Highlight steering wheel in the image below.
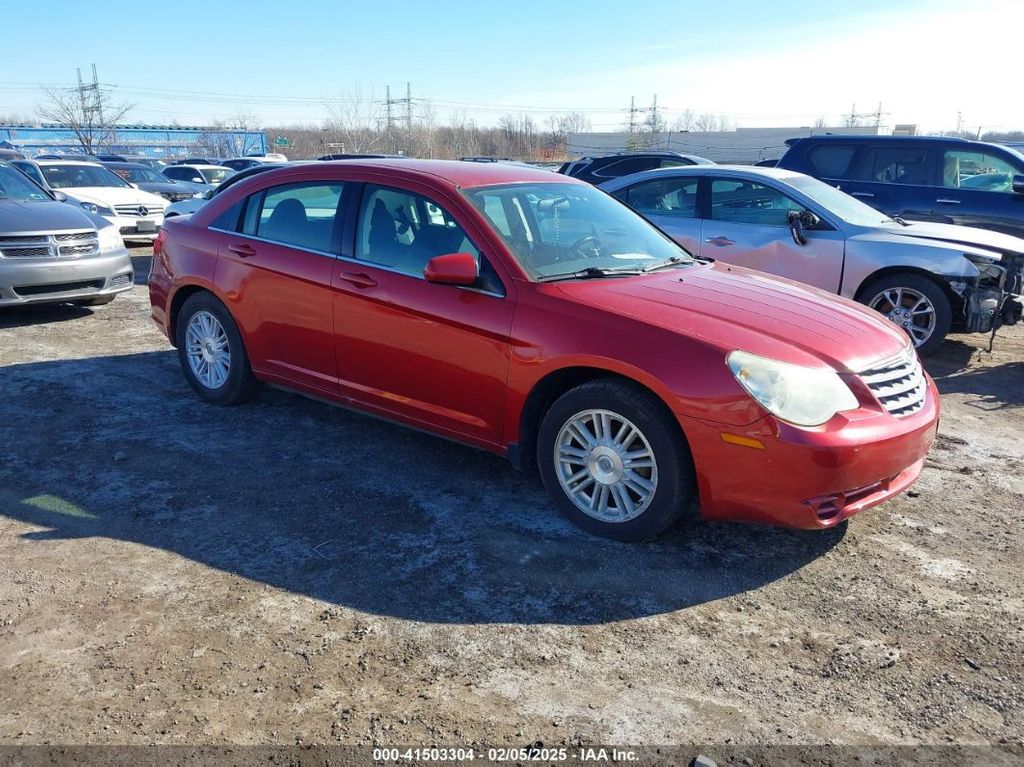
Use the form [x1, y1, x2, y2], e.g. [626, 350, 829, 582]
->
[568, 235, 602, 260]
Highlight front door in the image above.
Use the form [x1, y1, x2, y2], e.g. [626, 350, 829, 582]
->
[331, 182, 515, 448]
[700, 176, 846, 293]
[936, 147, 1024, 237]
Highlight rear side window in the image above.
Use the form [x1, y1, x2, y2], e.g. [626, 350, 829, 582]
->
[807, 145, 858, 178]
[618, 177, 699, 217]
[943, 149, 1021, 193]
[246, 182, 345, 252]
[210, 200, 243, 231]
[864, 147, 935, 186]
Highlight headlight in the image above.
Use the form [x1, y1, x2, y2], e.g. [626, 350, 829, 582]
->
[96, 225, 124, 254]
[726, 350, 858, 427]
[80, 201, 114, 216]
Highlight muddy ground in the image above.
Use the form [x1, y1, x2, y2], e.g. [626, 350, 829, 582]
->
[0, 249, 1021, 760]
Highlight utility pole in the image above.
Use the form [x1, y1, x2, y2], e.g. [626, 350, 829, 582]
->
[627, 96, 638, 134]
[956, 111, 964, 135]
[846, 103, 858, 127]
[405, 82, 412, 132]
[874, 102, 882, 128]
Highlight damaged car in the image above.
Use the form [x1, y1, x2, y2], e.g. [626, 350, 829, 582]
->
[601, 165, 1024, 354]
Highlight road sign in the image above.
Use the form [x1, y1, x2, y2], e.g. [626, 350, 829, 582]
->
[274, 136, 289, 147]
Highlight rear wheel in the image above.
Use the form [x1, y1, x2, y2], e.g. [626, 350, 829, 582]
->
[175, 292, 260, 405]
[860, 273, 952, 356]
[537, 379, 695, 541]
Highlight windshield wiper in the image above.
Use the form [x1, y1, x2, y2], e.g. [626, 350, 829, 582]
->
[891, 215, 910, 226]
[537, 266, 646, 283]
[642, 255, 694, 272]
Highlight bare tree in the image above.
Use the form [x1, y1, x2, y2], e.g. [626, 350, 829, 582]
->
[323, 88, 385, 155]
[672, 109, 695, 132]
[36, 86, 133, 154]
[693, 113, 731, 133]
[813, 116, 828, 129]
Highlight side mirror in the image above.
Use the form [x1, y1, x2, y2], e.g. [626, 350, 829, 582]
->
[1013, 175, 1024, 195]
[787, 210, 820, 246]
[52, 190, 68, 202]
[129, 182, 139, 189]
[424, 252, 479, 286]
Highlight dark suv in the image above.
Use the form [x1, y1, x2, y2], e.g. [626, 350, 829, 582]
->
[559, 151, 713, 185]
[778, 135, 1024, 237]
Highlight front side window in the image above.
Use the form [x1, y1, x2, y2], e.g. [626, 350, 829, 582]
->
[39, 163, 130, 189]
[465, 182, 693, 280]
[247, 182, 344, 252]
[943, 149, 1021, 193]
[617, 177, 699, 218]
[355, 184, 480, 278]
[0, 164, 50, 201]
[709, 179, 807, 226]
[867, 147, 934, 186]
[13, 162, 46, 187]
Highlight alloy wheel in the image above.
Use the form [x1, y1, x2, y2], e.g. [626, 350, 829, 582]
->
[868, 287, 936, 347]
[554, 409, 658, 523]
[185, 310, 231, 390]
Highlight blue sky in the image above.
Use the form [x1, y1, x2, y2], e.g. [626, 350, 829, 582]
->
[1, 0, 1020, 132]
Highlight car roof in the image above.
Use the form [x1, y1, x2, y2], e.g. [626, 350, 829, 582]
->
[102, 161, 150, 169]
[785, 134, 974, 147]
[273, 158, 582, 188]
[597, 164, 809, 189]
[32, 159, 107, 167]
[171, 164, 230, 169]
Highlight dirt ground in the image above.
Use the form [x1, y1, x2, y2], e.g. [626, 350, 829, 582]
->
[0, 249, 1022, 760]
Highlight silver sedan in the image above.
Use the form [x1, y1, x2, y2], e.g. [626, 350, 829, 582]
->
[600, 165, 1024, 354]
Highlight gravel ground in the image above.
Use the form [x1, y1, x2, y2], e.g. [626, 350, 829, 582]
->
[0, 249, 1022, 760]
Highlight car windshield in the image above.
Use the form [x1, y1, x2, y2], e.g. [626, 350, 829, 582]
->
[121, 167, 168, 184]
[785, 174, 893, 227]
[200, 168, 234, 184]
[0, 164, 51, 201]
[40, 163, 130, 189]
[464, 182, 694, 280]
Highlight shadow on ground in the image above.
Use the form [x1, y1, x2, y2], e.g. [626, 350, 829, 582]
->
[0, 303, 95, 329]
[0, 351, 845, 625]
[926, 339, 1024, 410]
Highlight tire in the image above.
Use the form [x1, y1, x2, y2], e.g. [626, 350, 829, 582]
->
[859, 273, 952, 356]
[536, 378, 695, 541]
[73, 295, 116, 307]
[175, 291, 260, 405]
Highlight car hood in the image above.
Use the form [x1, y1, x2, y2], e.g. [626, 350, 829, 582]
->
[137, 182, 195, 196]
[554, 261, 909, 373]
[63, 187, 168, 208]
[880, 221, 1024, 258]
[0, 198, 101, 234]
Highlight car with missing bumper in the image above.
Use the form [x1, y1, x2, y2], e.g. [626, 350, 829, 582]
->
[0, 161, 133, 307]
[600, 165, 1024, 354]
[150, 160, 937, 541]
[10, 159, 167, 243]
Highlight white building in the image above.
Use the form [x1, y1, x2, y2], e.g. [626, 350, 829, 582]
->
[566, 126, 885, 164]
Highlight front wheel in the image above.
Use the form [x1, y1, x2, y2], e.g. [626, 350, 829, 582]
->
[537, 379, 695, 541]
[175, 292, 260, 405]
[860, 274, 952, 356]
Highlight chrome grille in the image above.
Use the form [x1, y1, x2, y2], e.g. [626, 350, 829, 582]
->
[859, 349, 927, 417]
[114, 203, 164, 216]
[0, 231, 99, 259]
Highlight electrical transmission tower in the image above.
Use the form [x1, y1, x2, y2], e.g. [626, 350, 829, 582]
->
[77, 64, 104, 126]
[384, 83, 413, 153]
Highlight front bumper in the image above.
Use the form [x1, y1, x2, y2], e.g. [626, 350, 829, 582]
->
[681, 376, 939, 529]
[0, 249, 134, 306]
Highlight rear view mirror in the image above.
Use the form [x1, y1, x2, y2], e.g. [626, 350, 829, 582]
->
[1013, 174, 1024, 194]
[424, 252, 478, 286]
[52, 191, 68, 202]
[787, 210, 820, 246]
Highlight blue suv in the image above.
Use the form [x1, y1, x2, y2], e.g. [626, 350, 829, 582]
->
[777, 135, 1024, 238]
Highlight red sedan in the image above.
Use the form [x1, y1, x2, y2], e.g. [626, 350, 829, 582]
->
[149, 160, 938, 541]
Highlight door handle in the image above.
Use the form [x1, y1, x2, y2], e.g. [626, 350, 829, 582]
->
[338, 271, 378, 289]
[705, 236, 735, 247]
[850, 191, 875, 198]
[227, 242, 257, 258]
[936, 198, 961, 205]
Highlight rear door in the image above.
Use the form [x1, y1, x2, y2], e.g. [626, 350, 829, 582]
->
[611, 175, 702, 254]
[700, 176, 845, 292]
[847, 143, 939, 221]
[330, 181, 515, 447]
[214, 180, 345, 395]
[936, 147, 1024, 236]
